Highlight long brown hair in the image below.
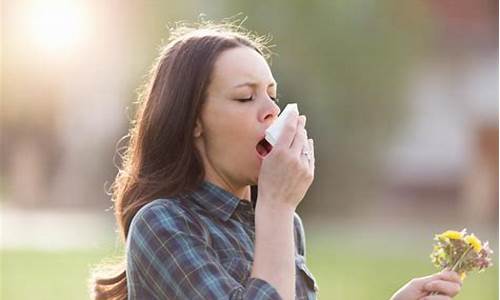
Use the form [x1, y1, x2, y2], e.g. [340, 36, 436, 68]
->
[91, 21, 272, 300]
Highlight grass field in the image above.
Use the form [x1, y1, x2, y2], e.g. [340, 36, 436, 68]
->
[307, 233, 498, 300]
[2, 232, 497, 299]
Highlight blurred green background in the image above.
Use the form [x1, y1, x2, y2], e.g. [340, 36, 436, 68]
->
[1, 0, 498, 299]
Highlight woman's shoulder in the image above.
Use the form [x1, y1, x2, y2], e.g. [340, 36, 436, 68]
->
[128, 197, 202, 239]
[136, 197, 186, 216]
[133, 197, 184, 221]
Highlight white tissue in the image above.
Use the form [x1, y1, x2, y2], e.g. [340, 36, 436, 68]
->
[265, 103, 299, 146]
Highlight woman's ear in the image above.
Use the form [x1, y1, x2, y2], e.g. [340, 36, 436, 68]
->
[193, 118, 203, 138]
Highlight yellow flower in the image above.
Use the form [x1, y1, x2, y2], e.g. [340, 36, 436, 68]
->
[460, 272, 467, 280]
[465, 234, 482, 253]
[438, 230, 464, 240]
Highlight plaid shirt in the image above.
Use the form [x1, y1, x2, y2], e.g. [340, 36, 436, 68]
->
[126, 180, 319, 299]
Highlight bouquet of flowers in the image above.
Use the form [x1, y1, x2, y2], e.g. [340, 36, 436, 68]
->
[430, 229, 493, 282]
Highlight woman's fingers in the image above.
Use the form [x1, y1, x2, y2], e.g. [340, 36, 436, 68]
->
[290, 115, 307, 156]
[307, 139, 315, 172]
[418, 271, 462, 299]
[423, 280, 461, 297]
[275, 110, 299, 148]
[438, 271, 463, 286]
[418, 271, 462, 287]
[418, 295, 453, 300]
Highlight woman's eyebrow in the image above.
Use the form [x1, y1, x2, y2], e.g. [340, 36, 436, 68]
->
[233, 81, 277, 88]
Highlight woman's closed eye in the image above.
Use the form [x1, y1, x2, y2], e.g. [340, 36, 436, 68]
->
[235, 96, 279, 103]
[236, 96, 253, 102]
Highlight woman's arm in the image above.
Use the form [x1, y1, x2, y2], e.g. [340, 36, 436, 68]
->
[251, 201, 296, 300]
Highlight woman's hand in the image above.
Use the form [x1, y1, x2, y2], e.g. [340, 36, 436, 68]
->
[390, 270, 462, 300]
[257, 111, 315, 211]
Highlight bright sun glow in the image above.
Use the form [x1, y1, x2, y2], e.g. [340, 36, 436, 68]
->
[28, 0, 89, 54]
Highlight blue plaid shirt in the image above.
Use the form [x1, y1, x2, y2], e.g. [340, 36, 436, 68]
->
[126, 180, 319, 299]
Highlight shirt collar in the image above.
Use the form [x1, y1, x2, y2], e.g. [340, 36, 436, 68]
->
[190, 180, 253, 222]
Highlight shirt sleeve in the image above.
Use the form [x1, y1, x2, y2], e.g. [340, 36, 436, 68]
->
[126, 201, 282, 300]
[293, 212, 307, 256]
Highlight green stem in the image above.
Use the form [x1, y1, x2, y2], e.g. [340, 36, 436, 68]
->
[450, 246, 472, 272]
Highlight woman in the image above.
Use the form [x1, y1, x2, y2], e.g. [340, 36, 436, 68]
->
[92, 22, 463, 300]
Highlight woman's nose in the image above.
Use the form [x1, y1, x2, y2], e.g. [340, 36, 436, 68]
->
[262, 99, 280, 123]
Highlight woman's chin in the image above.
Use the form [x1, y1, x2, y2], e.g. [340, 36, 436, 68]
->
[246, 152, 263, 184]
[249, 175, 258, 186]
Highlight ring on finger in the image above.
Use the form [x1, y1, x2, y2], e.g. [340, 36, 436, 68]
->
[301, 149, 313, 160]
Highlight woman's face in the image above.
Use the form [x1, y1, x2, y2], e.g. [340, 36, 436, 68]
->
[194, 46, 280, 192]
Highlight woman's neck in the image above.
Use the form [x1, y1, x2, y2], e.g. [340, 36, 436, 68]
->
[196, 140, 251, 201]
[204, 174, 251, 201]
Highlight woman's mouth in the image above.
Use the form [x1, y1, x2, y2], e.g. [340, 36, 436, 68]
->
[256, 138, 273, 158]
